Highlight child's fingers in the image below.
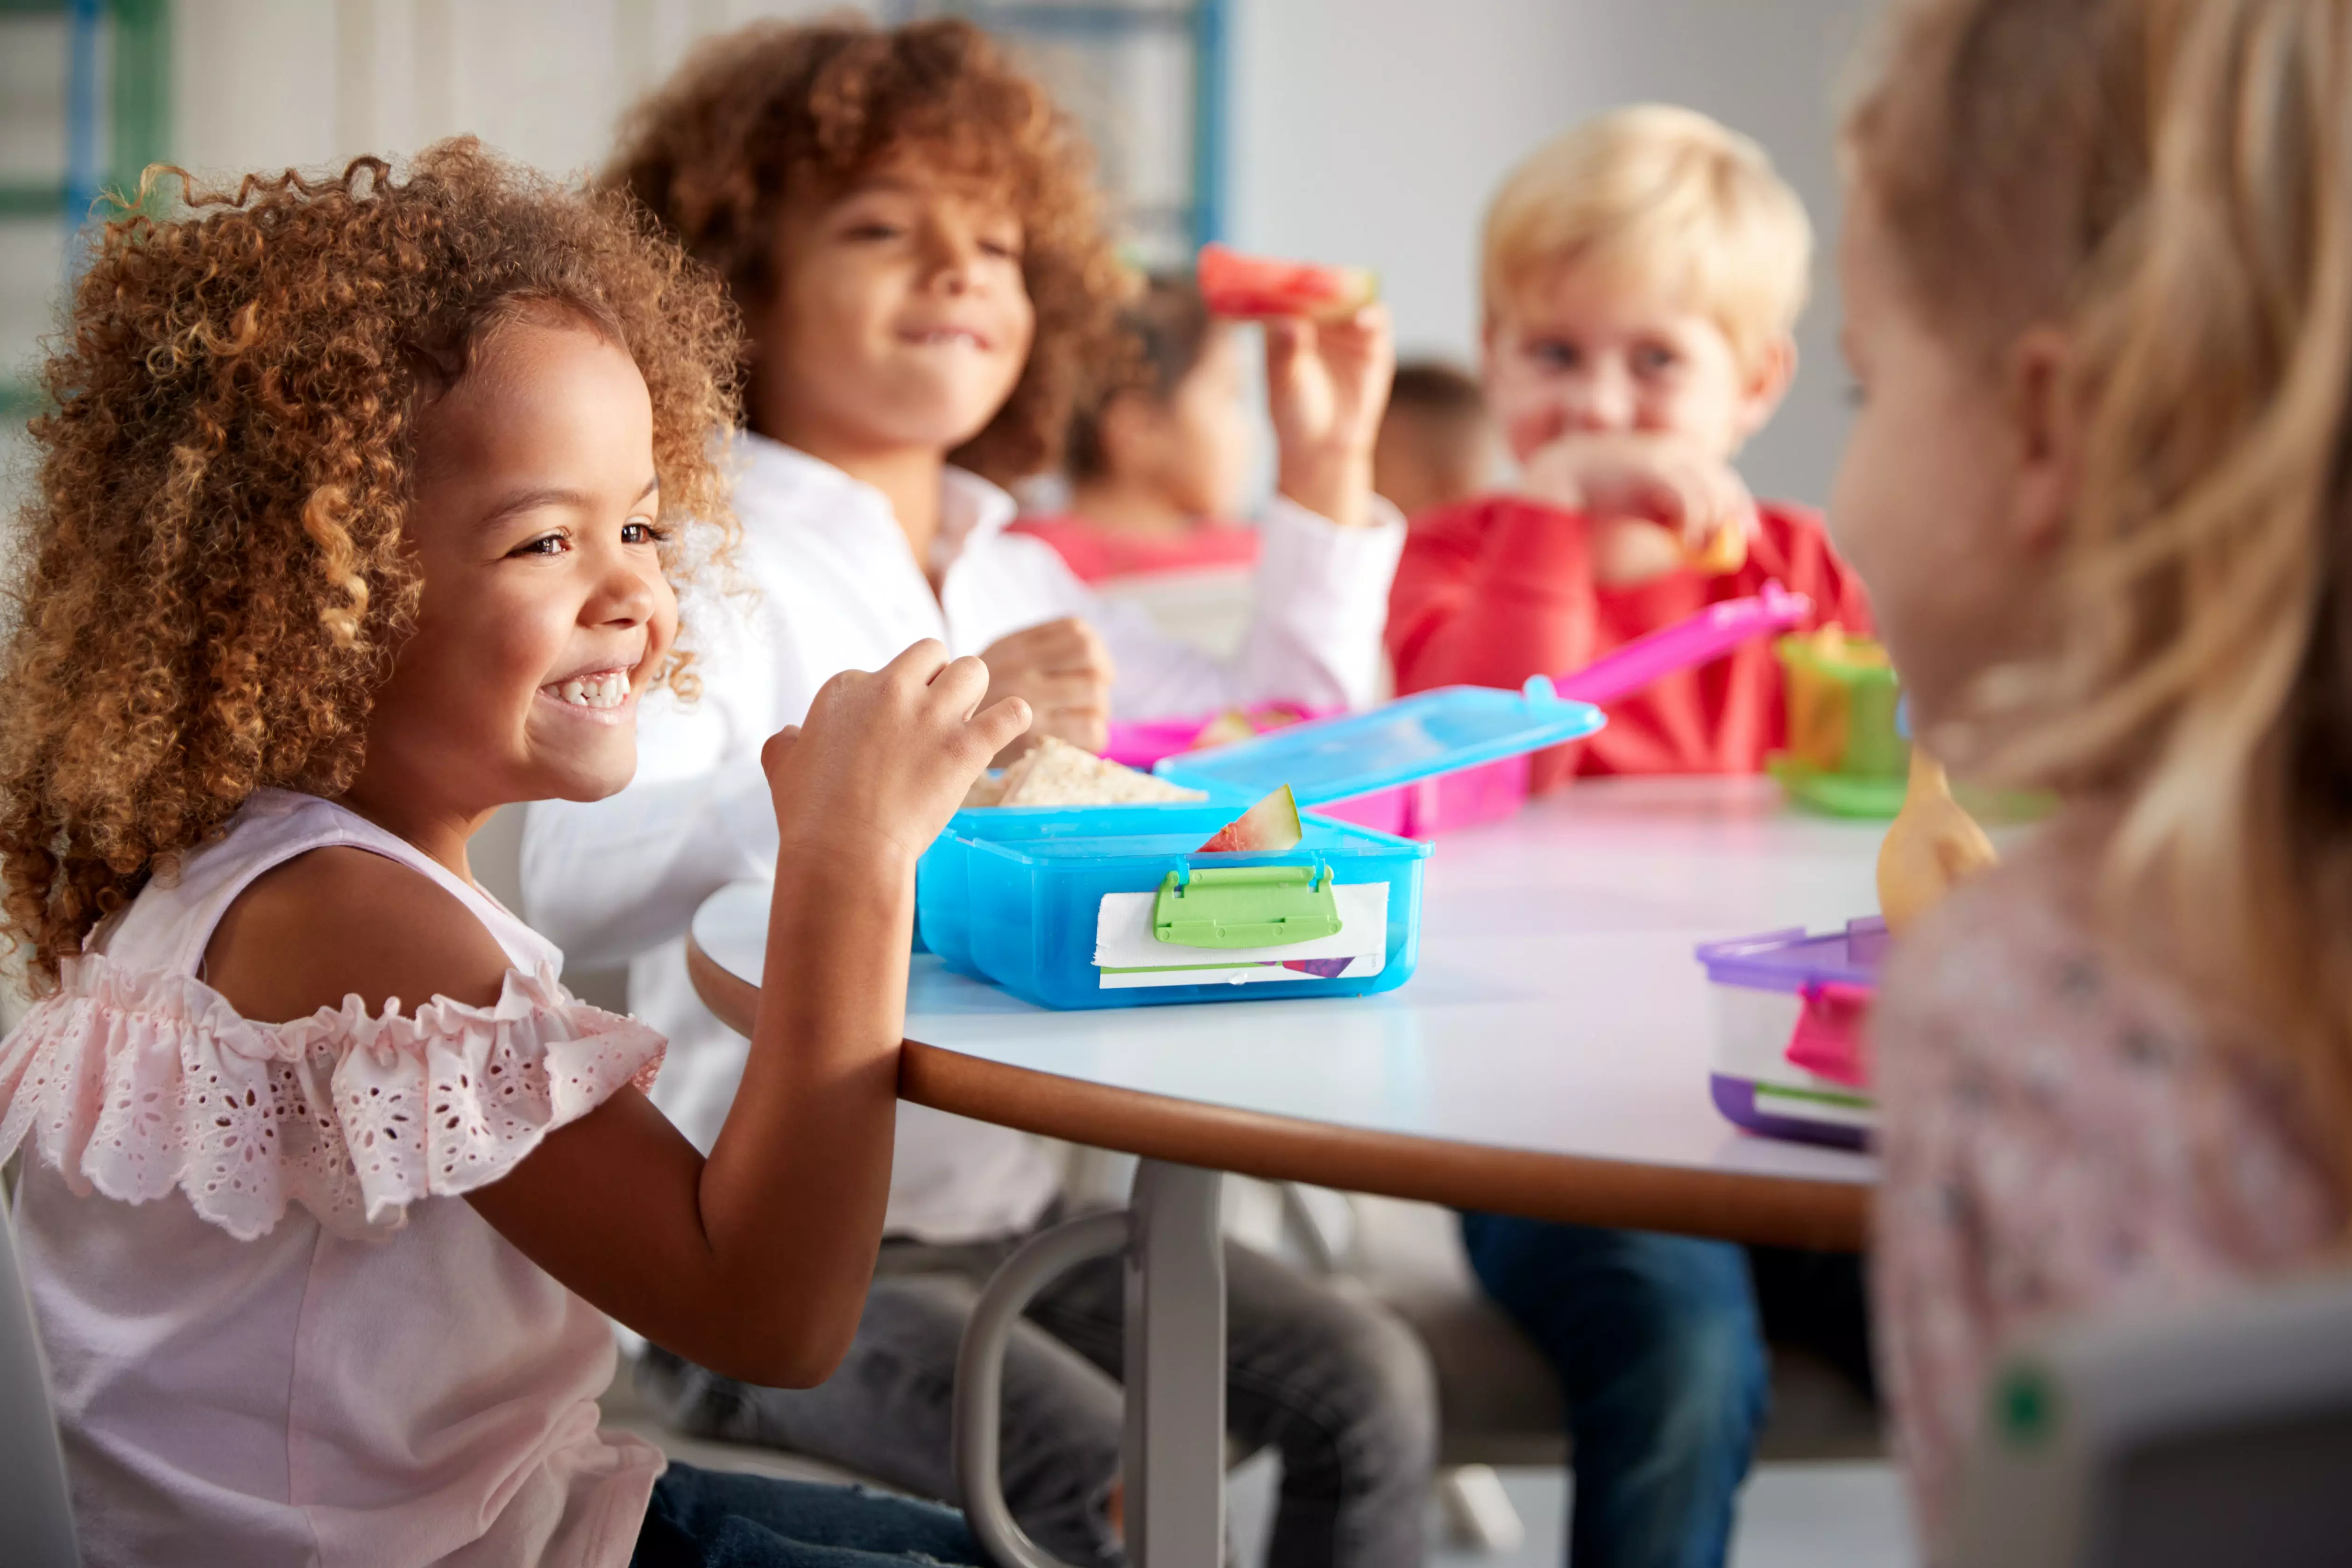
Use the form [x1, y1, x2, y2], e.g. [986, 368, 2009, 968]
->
[925, 653, 994, 717]
[970, 695, 1034, 756]
[758, 725, 802, 780]
[880, 638, 954, 690]
[1262, 318, 1308, 383]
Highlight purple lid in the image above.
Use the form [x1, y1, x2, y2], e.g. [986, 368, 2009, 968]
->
[1695, 917, 1886, 993]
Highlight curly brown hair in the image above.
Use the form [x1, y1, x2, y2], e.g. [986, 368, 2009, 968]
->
[0, 138, 742, 987]
[606, 15, 1129, 482]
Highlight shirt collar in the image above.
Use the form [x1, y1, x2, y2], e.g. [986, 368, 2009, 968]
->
[732, 430, 1017, 574]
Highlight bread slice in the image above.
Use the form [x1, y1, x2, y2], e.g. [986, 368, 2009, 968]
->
[975, 735, 1205, 808]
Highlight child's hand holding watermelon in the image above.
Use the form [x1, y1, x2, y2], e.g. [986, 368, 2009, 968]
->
[1198, 244, 1396, 534]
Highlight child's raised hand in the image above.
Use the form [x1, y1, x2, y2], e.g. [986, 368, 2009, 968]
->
[1267, 304, 1397, 530]
[1522, 431, 1759, 586]
[764, 641, 1031, 867]
[977, 617, 1117, 760]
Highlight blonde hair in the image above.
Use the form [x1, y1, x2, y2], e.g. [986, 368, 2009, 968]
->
[1482, 105, 1813, 366]
[1849, 0, 2352, 1162]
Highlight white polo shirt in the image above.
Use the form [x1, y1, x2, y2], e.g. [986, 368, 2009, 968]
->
[522, 433, 1403, 1243]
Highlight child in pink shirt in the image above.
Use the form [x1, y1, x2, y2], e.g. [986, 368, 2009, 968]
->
[0, 142, 1025, 1567]
[1835, 0, 2352, 1556]
[1013, 275, 1263, 583]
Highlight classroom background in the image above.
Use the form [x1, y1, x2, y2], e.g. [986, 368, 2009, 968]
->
[0, 0, 1874, 522]
[0, 6, 1908, 1564]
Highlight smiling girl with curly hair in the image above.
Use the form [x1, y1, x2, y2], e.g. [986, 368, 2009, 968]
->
[0, 138, 1033, 1566]
[523, 20, 1435, 1568]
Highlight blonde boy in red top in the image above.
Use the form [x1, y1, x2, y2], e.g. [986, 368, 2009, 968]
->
[1412, 108, 1878, 1568]
[1387, 105, 1870, 790]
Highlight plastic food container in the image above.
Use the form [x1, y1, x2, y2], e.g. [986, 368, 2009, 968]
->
[917, 681, 1605, 1010]
[1696, 918, 1884, 1149]
[1766, 631, 1909, 818]
[1331, 585, 1816, 838]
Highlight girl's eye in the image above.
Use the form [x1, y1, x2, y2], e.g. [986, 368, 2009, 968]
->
[1633, 344, 1680, 375]
[845, 220, 903, 242]
[511, 531, 569, 558]
[621, 518, 663, 546]
[979, 237, 1021, 261]
[1530, 340, 1580, 370]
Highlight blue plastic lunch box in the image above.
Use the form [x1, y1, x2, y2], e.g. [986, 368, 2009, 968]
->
[915, 680, 1606, 1010]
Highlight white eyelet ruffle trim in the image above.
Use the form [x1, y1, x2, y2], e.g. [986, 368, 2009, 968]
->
[0, 953, 664, 1242]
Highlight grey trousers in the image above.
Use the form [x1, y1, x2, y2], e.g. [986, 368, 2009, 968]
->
[638, 1224, 1437, 1568]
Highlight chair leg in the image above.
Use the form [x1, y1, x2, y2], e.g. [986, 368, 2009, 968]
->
[1437, 1463, 1527, 1553]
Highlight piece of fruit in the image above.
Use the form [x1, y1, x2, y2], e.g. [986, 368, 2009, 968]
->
[1197, 785, 1304, 853]
[1197, 243, 1378, 322]
[1684, 521, 1750, 576]
[1877, 749, 1999, 935]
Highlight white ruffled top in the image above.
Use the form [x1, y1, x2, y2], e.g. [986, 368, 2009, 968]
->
[0, 790, 669, 1568]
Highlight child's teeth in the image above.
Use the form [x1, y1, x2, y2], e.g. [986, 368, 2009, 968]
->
[551, 672, 631, 710]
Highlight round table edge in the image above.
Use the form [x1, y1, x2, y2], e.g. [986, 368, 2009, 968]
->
[685, 934, 1869, 1253]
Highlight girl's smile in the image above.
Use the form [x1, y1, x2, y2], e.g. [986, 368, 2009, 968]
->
[538, 665, 638, 719]
[346, 307, 680, 835]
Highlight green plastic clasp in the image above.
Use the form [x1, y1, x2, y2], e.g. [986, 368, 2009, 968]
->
[1152, 861, 1343, 949]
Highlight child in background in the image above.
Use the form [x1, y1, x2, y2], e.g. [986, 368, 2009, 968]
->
[1388, 106, 1870, 787]
[1373, 359, 1495, 523]
[1013, 275, 1262, 582]
[1403, 109, 1876, 1568]
[523, 21, 1433, 1568]
[1840, 0, 2352, 1553]
[0, 143, 1027, 1568]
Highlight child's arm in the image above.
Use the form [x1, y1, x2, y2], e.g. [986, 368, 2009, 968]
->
[471, 644, 1027, 1384]
[1266, 305, 1395, 531]
[1384, 494, 1603, 695]
[212, 643, 1027, 1387]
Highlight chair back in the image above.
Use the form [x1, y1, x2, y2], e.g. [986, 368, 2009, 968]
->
[0, 1180, 80, 1566]
[1950, 1268, 2352, 1568]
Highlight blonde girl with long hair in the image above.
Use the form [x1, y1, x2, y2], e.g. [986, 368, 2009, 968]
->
[1833, 0, 2352, 1551]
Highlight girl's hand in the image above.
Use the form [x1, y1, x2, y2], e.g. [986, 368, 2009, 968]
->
[765, 640, 1032, 869]
[1268, 303, 1397, 530]
[978, 617, 1116, 760]
[1522, 431, 1759, 587]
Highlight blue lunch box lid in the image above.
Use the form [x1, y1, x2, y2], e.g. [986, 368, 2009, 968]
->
[1154, 677, 1607, 807]
[1694, 917, 1888, 993]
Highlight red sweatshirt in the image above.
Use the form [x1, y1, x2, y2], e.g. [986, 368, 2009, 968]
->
[1387, 493, 1872, 791]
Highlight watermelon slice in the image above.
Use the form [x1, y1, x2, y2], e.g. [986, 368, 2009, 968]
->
[1197, 244, 1378, 323]
[1197, 785, 1304, 853]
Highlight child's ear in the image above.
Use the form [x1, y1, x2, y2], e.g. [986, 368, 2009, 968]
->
[1733, 333, 1798, 442]
[2003, 324, 2079, 558]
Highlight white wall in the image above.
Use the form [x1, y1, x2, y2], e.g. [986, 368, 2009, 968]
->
[1229, 0, 1879, 507]
[7, 0, 1884, 515]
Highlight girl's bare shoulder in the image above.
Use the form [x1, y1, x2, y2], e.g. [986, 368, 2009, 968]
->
[202, 846, 511, 1025]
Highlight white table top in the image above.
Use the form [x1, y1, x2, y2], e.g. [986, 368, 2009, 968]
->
[690, 775, 1883, 1193]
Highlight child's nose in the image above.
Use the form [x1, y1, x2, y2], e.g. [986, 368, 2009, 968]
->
[919, 226, 982, 293]
[1566, 365, 1637, 432]
[589, 557, 658, 626]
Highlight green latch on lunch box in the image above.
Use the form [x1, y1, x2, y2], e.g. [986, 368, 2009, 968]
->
[1153, 863, 1343, 950]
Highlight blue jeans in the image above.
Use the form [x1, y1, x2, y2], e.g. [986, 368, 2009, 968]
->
[631, 1462, 985, 1568]
[1458, 1216, 1769, 1568]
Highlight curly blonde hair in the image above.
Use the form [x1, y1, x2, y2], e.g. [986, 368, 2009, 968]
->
[1849, 0, 2352, 1160]
[606, 15, 1130, 482]
[0, 139, 742, 987]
